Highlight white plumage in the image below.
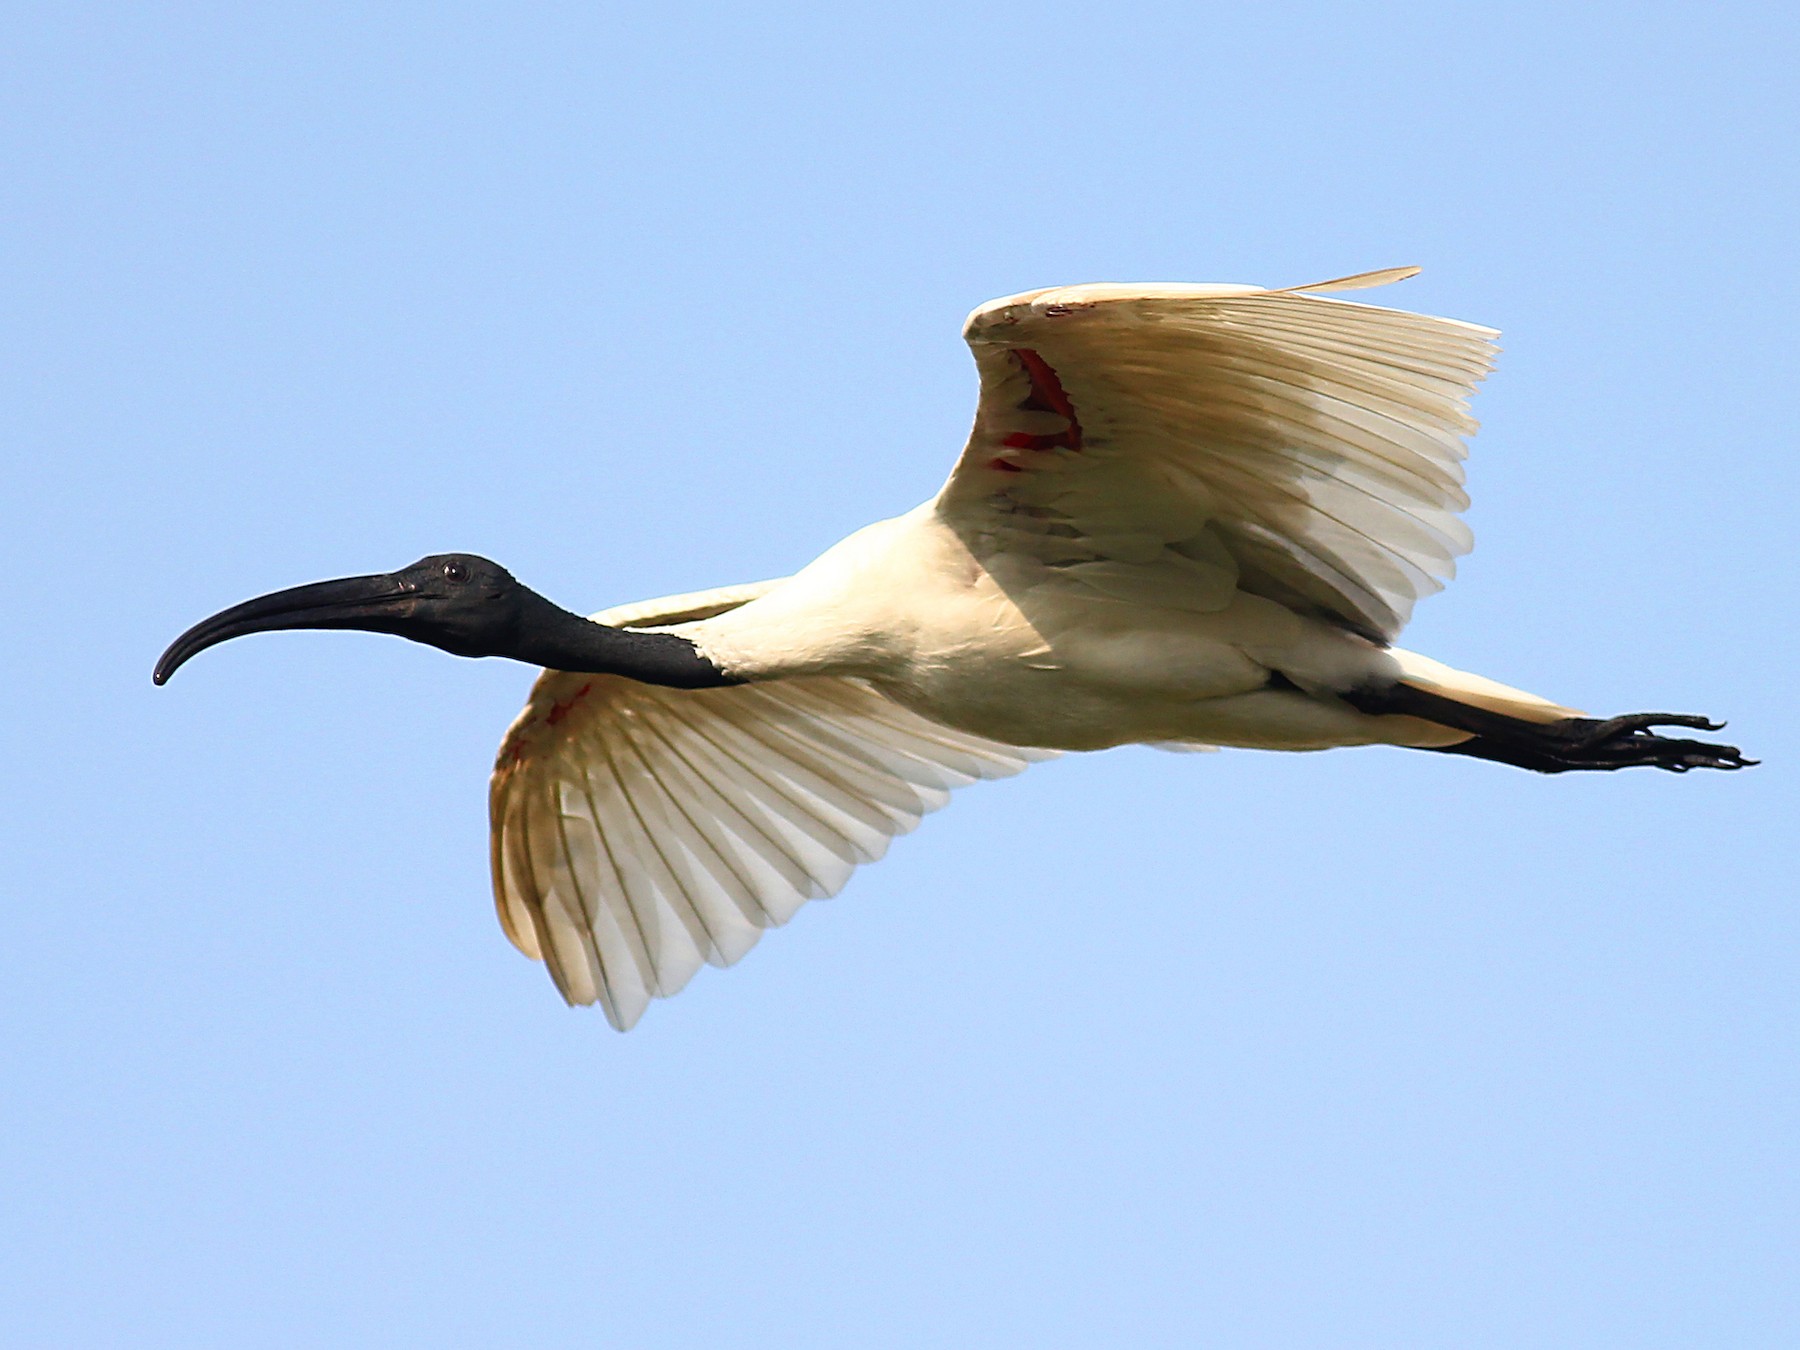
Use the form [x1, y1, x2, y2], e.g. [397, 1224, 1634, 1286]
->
[490, 268, 1574, 1029]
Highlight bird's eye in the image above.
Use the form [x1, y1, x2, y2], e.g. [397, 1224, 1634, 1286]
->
[443, 562, 467, 582]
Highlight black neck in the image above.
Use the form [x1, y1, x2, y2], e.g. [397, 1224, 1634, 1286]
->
[506, 593, 744, 689]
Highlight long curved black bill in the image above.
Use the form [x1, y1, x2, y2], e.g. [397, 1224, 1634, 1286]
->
[154, 573, 416, 685]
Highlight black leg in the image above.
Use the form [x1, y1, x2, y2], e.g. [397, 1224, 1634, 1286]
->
[1342, 682, 1756, 775]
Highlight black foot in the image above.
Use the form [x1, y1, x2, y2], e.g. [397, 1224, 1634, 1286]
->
[1496, 712, 1757, 773]
[1344, 684, 1757, 775]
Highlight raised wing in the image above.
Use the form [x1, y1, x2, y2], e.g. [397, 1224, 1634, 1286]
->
[939, 268, 1497, 642]
[489, 672, 1048, 1029]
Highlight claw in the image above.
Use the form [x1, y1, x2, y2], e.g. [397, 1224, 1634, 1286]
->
[1502, 719, 1753, 774]
[1576, 711, 1730, 748]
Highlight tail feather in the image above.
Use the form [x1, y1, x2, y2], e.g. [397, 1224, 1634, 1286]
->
[1387, 648, 1578, 725]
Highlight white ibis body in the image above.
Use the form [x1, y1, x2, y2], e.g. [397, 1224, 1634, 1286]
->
[156, 268, 1752, 1029]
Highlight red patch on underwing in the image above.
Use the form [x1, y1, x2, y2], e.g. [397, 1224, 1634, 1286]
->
[1012, 348, 1082, 448]
[1001, 430, 1073, 451]
[545, 681, 594, 726]
[988, 347, 1083, 477]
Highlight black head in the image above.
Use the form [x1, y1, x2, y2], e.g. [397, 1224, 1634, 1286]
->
[154, 553, 540, 684]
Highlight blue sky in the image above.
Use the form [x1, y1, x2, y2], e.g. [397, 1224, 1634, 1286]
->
[4, 4, 1796, 1345]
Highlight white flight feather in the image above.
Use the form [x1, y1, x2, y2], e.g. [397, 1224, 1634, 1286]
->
[491, 671, 1048, 1029]
[944, 273, 1496, 641]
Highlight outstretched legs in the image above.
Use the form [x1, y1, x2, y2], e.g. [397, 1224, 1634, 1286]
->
[1344, 682, 1755, 774]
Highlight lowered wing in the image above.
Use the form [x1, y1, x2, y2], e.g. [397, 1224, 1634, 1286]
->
[489, 663, 1046, 1030]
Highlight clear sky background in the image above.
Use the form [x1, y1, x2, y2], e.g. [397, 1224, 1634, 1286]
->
[4, 4, 1796, 1346]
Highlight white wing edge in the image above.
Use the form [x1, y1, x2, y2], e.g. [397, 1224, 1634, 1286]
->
[1272, 264, 1422, 294]
[590, 578, 789, 631]
[961, 265, 1427, 337]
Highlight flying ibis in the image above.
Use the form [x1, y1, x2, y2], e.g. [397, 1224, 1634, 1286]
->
[156, 268, 1753, 1028]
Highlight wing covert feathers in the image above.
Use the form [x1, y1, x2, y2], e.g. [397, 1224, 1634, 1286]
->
[591, 579, 786, 630]
[944, 270, 1497, 642]
[490, 672, 1047, 1029]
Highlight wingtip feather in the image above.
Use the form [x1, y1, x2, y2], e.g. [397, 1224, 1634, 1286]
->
[1278, 265, 1422, 294]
